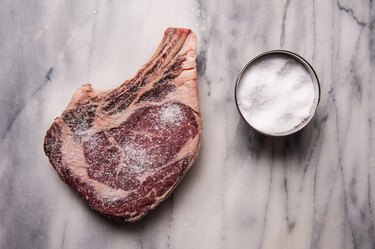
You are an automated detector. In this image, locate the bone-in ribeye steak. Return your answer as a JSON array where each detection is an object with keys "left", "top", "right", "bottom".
[{"left": 43, "top": 28, "right": 202, "bottom": 222}]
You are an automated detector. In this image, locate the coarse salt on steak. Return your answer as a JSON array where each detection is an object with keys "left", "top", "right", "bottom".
[{"left": 43, "top": 28, "right": 202, "bottom": 222}]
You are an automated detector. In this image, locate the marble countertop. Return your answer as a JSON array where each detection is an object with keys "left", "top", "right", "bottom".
[{"left": 1, "top": 0, "right": 374, "bottom": 248}]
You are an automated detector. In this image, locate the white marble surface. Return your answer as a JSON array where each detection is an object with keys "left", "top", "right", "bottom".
[{"left": 1, "top": 0, "right": 374, "bottom": 248}]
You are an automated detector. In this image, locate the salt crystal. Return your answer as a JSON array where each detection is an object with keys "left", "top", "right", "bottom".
[
  {"left": 237, "top": 53, "right": 318, "bottom": 135},
  {"left": 158, "top": 103, "right": 183, "bottom": 126},
  {"left": 122, "top": 142, "right": 149, "bottom": 173}
]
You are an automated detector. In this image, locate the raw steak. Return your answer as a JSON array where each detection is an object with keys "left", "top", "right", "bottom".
[{"left": 44, "top": 28, "right": 202, "bottom": 222}]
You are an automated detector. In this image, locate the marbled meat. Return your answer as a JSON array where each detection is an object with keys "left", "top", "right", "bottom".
[{"left": 43, "top": 28, "right": 202, "bottom": 222}]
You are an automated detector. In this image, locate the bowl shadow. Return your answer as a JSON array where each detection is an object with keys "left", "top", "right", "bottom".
[{"left": 232, "top": 112, "right": 322, "bottom": 164}]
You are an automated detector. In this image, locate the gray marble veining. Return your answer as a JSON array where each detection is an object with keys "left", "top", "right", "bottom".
[{"left": 0, "top": 0, "right": 374, "bottom": 248}]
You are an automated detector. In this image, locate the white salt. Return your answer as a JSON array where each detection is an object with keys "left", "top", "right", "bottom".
[
  {"left": 159, "top": 104, "right": 183, "bottom": 125},
  {"left": 237, "top": 54, "right": 318, "bottom": 135},
  {"left": 123, "top": 142, "right": 149, "bottom": 173}
]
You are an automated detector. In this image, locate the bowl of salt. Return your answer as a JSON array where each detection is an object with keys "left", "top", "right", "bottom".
[{"left": 235, "top": 50, "right": 320, "bottom": 136}]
